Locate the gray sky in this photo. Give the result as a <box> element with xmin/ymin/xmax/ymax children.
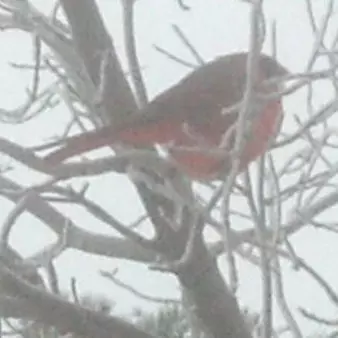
<box><xmin>0</xmin><ymin>0</ymin><xmax>338</xmax><ymax>336</ymax></box>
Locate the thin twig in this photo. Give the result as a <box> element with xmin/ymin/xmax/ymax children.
<box><xmin>122</xmin><ymin>0</ymin><xmax>148</xmax><ymax>106</ymax></box>
<box><xmin>273</xmin><ymin>255</ymin><xmax>302</xmax><ymax>338</ymax></box>
<box><xmin>100</xmin><ymin>269</ymin><xmax>180</xmax><ymax>305</ymax></box>
<box><xmin>172</xmin><ymin>24</ymin><xmax>204</xmax><ymax>65</ymax></box>
<box><xmin>153</xmin><ymin>45</ymin><xmax>197</xmax><ymax>69</ymax></box>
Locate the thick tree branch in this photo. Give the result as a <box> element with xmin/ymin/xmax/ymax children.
<box><xmin>0</xmin><ymin>176</ymin><xmax>155</xmax><ymax>262</ymax></box>
<box><xmin>58</xmin><ymin>0</ymin><xmax>180</xmax><ymax>250</ymax></box>
<box><xmin>0</xmin><ymin>262</ymin><xmax>155</xmax><ymax>338</ymax></box>
<box><xmin>177</xmin><ymin>235</ymin><xmax>251</xmax><ymax>338</ymax></box>
<box><xmin>60</xmin><ymin>0</ymin><xmax>137</xmax><ymax>124</ymax></box>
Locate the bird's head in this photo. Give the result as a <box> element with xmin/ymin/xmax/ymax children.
<box><xmin>258</xmin><ymin>54</ymin><xmax>289</xmax><ymax>94</ymax></box>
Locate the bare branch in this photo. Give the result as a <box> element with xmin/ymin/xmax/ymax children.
<box><xmin>101</xmin><ymin>269</ymin><xmax>180</xmax><ymax>305</ymax></box>
<box><xmin>0</xmin><ymin>262</ymin><xmax>155</xmax><ymax>338</ymax></box>
<box><xmin>122</xmin><ymin>0</ymin><xmax>148</xmax><ymax>106</ymax></box>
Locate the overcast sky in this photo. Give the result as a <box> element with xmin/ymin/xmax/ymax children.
<box><xmin>0</xmin><ymin>0</ymin><xmax>338</xmax><ymax>336</ymax></box>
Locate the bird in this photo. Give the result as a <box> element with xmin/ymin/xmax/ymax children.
<box><xmin>43</xmin><ymin>52</ymin><xmax>288</xmax><ymax>180</ymax></box>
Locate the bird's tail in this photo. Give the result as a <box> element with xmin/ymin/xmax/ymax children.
<box><xmin>44</xmin><ymin>126</ymin><xmax>116</xmax><ymax>164</ymax></box>
<box><xmin>44</xmin><ymin>119</ymin><xmax>179</xmax><ymax>164</ymax></box>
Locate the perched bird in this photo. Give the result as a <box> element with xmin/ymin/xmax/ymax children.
<box><xmin>44</xmin><ymin>52</ymin><xmax>288</xmax><ymax>180</ymax></box>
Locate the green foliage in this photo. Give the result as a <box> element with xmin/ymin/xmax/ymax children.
<box><xmin>133</xmin><ymin>304</ymin><xmax>191</xmax><ymax>338</ymax></box>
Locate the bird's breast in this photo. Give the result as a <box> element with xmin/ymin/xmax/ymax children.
<box><xmin>240</xmin><ymin>100</ymin><xmax>282</xmax><ymax>169</ymax></box>
<box><xmin>167</xmin><ymin>100</ymin><xmax>283</xmax><ymax>180</ymax></box>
